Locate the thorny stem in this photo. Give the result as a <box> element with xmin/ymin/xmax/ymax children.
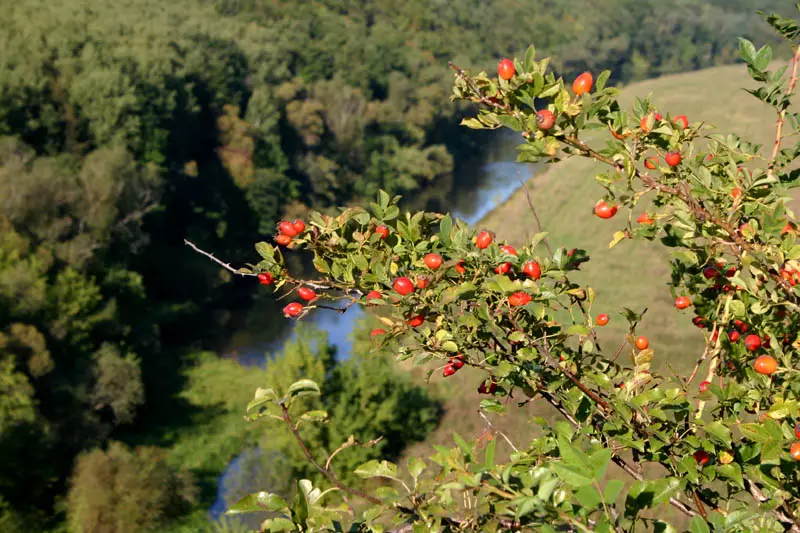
<box><xmin>448</xmin><ymin>62</ymin><xmax>511</xmax><ymax>112</ymax></box>
<box><xmin>767</xmin><ymin>45</ymin><xmax>800</xmax><ymax>179</ymax></box>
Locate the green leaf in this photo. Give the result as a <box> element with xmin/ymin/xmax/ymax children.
<box><xmin>574</xmin><ymin>484</ymin><xmax>603</xmax><ymax>509</ymax></box>
<box><xmin>485</xmin><ymin>437</ymin><xmax>496</xmax><ymax>469</ymax></box>
<box><xmin>287</xmin><ymin>379</ymin><xmax>321</xmax><ymax>399</ymax></box>
<box><xmin>255</xmin><ymin>241</ymin><xmax>275</xmax><ymax>261</ymax></box>
<box><xmin>524</xmin><ymin>44</ymin><xmax>536</xmax><ymax>71</ymax></box>
<box><xmin>354</xmin><ymin>460</ymin><xmax>397</xmax><ymax>479</ymax></box>
<box><xmin>596</xmin><ymin>70</ymin><xmax>611</xmax><ymax>92</ymax></box>
<box><xmin>729</xmin><ymin>299</ymin><xmax>746</xmax><ymax>318</ymax></box>
<box><xmin>260</xmin><ymin>518</ymin><xmax>297</xmax><ymax>532</ymax></box>
<box><xmin>588</xmin><ymin>448</ymin><xmax>612</xmax><ymax>481</ymax></box>
<box><xmin>299</xmin><ymin>410</ymin><xmax>328</xmax><ymax>423</ymax></box>
<box><xmin>551</xmin><ymin>462</ymin><xmax>593</xmax><ymax>487</ymax></box>
<box><xmin>246</xmin><ymin>387</ymin><xmax>278</xmax><ymax>412</ymax></box>
<box><xmin>227</xmin><ymin>491</ymin><xmax>288</xmax><ymax>515</ymax></box>
<box><xmin>566</xmin><ymin>324</ymin><xmax>590</xmax><ymax>336</ymax></box>
<box><xmin>703</xmin><ymin>421</ymin><xmax>732</xmax><ymax>446</ymax></box>
<box><xmin>738</xmin><ymin>38</ymin><xmax>757</xmax><ymax>64</ymax></box>
<box><xmin>453</xmin><ymin>432</ymin><xmax>473</xmax><ymax>458</ymax></box>
<box><xmin>441</xmin><ymin>340</ymin><xmax>459</xmax><ymax>352</ymax></box>
<box><xmin>480</xmin><ymin>399</ymin><xmax>507</xmax><ymax>414</ymax></box>
<box><xmin>604</xmin><ymin>479</ymin><xmax>624</xmax><ymax>503</ymax></box>
<box><xmin>439</xmin><ymin>214</ymin><xmax>453</xmax><ymax>246</ymax></box>
<box><xmin>689</xmin><ymin>516</ymin><xmax>710</xmax><ymax>533</ymax></box>
<box><xmin>408</xmin><ymin>457</ymin><xmax>425</xmax><ymax>481</ymax></box>
<box><xmin>626</xmin><ymin>478</ymin><xmax>680</xmax><ymax>512</ymax></box>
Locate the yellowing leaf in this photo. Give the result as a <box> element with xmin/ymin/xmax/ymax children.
<box><xmin>609</xmin><ymin>231</ymin><xmax>626</xmax><ymax>248</ymax></box>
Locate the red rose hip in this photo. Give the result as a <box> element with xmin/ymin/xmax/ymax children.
<box><xmin>572</xmin><ymin>71</ymin><xmax>593</xmax><ymax>95</ymax></box>
<box><xmin>283</xmin><ymin>302</ymin><xmax>303</xmax><ymax>317</ymax></box>
<box><xmin>497</xmin><ymin>58</ymin><xmax>515</xmax><ymax>81</ymax></box>
<box><xmin>297</xmin><ymin>286</ymin><xmax>317</xmax><ymax>301</ymax></box>
<box><xmin>424</xmin><ymin>253</ymin><xmax>443</xmax><ymax>270</ymax></box>
<box><xmin>665</xmin><ymin>151</ymin><xmax>681</xmax><ymax>167</ymax></box>
<box><xmin>393</xmin><ymin>277</ymin><xmax>414</xmax><ymax>296</ymax></box>
<box><xmin>522</xmin><ymin>260</ymin><xmax>541</xmax><ymax>280</ymax></box>
<box><xmin>536</xmin><ymin>109</ymin><xmax>555</xmax><ymax>130</ymax></box>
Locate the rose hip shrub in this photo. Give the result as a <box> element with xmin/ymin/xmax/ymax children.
<box><xmin>207</xmin><ymin>8</ymin><xmax>800</xmax><ymax>532</ymax></box>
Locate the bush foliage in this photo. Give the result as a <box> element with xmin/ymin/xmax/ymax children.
<box><xmin>219</xmin><ymin>6</ymin><xmax>800</xmax><ymax>532</ymax></box>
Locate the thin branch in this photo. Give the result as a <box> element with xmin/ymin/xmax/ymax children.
<box><xmin>281</xmin><ymin>404</ymin><xmax>383</xmax><ymax>505</ymax></box>
<box><xmin>516</xmin><ymin>173</ymin><xmax>553</xmax><ymax>256</ymax></box>
<box><xmin>449</xmin><ymin>62</ymin><xmax>511</xmax><ymax>112</ymax></box>
<box><xmin>767</xmin><ymin>45</ymin><xmax>800</xmax><ymax>179</ymax></box>
<box><xmin>184</xmin><ymin>239</ymin><xmax>256</xmax><ymax>277</ymax></box>
<box><xmin>325</xmin><ymin>436</ymin><xmax>384</xmax><ymax>471</ymax></box>
<box><xmin>479</xmin><ymin>411</ymin><xmax>519</xmax><ymax>453</ymax></box>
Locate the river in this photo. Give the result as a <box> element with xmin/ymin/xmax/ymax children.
<box><xmin>210</xmin><ymin>129</ymin><xmax>538</xmax><ymax>521</ymax></box>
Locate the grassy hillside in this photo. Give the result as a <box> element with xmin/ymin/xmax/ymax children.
<box><xmin>401</xmin><ymin>62</ymin><xmax>783</xmax><ymax>475</ymax></box>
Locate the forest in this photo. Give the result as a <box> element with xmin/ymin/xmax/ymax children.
<box><xmin>0</xmin><ymin>0</ymin><xmax>791</xmax><ymax>530</ymax></box>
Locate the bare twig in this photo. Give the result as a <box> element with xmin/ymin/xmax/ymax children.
<box><xmin>184</xmin><ymin>239</ymin><xmax>256</xmax><ymax>277</ymax></box>
<box><xmin>325</xmin><ymin>436</ymin><xmax>384</xmax><ymax>471</ymax></box>
<box><xmin>479</xmin><ymin>411</ymin><xmax>519</xmax><ymax>453</ymax></box>
<box><xmin>516</xmin><ymin>174</ymin><xmax>553</xmax><ymax>256</ymax></box>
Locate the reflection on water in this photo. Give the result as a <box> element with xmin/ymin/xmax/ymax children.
<box><xmin>210</xmin><ymin>130</ymin><xmax>536</xmax><ymax>521</ymax></box>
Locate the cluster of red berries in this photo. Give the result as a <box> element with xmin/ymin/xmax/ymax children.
<box><xmin>275</xmin><ymin>219</ymin><xmax>305</xmax><ymax>246</ymax></box>
<box><xmin>364</xmin><ymin>227</ymin><xmax>547</xmax><ymax>380</ymax></box>
<box><xmin>442</xmin><ymin>355</ymin><xmax>465</xmax><ymax>377</ymax></box>
<box><xmin>495</xmin><ymin>61</ymin><xmax>593</xmax><ymax>133</ymax></box>
<box><xmin>282</xmin><ymin>285</ymin><xmax>318</xmax><ymax>318</ymax></box>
